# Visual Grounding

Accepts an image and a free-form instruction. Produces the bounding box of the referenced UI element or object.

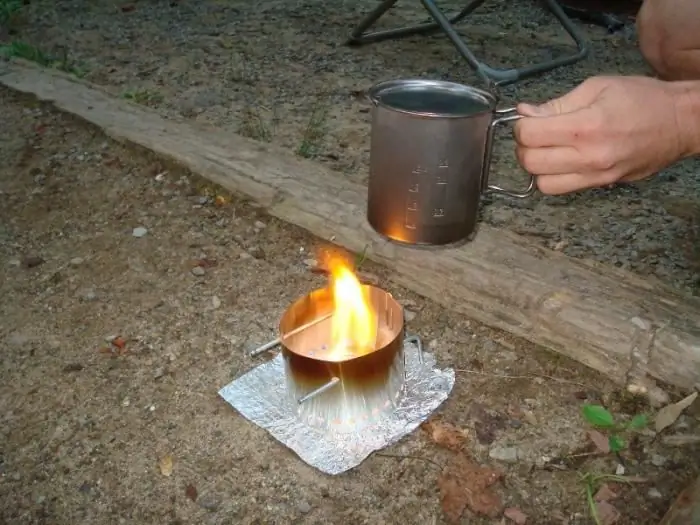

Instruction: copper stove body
[279,285,416,433]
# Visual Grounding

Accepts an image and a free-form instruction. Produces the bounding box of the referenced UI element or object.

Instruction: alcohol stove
[280,285,405,433]
[218,284,455,475]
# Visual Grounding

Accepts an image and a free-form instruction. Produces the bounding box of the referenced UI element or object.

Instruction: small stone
[198,496,221,512]
[522,410,538,426]
[82,289,98,301]
[247,246,265,259]
[509,419,522,429]
[404,309,417,322]
[647,488,663,499]
[11,472,21,481]
[122,397,130,407]
[488,446,519,463]
[191,266,205,277]
[70,257,84,266]
[212,296,221,309]
[303,258,318,269]
[154,368,165,380]
[239,252,253,260]
[615,464,625,476]
[254,220,266,229]
[132,227,148,238]
[650,454,666,467]
[297,500,312,514]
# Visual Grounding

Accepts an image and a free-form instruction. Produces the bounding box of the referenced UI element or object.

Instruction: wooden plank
[2,60,700,393]
[659,474,700,525]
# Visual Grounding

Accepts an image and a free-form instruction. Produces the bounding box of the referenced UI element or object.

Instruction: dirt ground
[2,0,699,294]
[1,85,699,525]
[1,1,700,524]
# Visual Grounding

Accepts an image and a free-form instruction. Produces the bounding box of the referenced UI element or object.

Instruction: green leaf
[581,404,615,428]
[608,434,625,452]
[627,414,648,430]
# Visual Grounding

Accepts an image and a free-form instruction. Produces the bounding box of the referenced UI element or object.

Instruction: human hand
[513,75,692,195]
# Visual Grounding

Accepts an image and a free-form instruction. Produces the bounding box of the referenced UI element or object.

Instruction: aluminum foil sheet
[218,339,455,475]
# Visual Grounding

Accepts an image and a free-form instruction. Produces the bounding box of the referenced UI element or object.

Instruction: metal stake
[249,312,333,357]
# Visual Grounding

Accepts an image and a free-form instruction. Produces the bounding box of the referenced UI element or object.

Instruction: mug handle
[481,107,537,198]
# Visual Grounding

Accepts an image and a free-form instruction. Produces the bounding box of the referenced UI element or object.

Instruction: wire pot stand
[346,0,590,87]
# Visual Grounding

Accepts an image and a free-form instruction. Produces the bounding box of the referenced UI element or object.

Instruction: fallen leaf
[655,392,698,433]
[423,419,468,451]
[438,454,503,523]
[159,455,173,477]
[438,475,468,523]
[214,195,229,207]
[121,4,136,12]
[594,484,618,502]
[504,507,528,524]
[112,336,126,350]
[587,430,610,453]
[595,500,621,524]
[185,483,198,502]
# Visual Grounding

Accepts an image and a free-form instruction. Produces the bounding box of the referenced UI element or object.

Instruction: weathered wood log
[2,60,699,393]
[658,474,700,525]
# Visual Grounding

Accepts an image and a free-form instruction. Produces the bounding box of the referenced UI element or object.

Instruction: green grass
[0,0,23,26]
[0,41,89,78]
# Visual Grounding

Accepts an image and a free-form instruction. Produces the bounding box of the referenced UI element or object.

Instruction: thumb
[517,79,604,117]
[517,96,572,117]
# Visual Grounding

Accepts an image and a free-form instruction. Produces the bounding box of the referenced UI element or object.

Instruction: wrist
[671,81,700,157]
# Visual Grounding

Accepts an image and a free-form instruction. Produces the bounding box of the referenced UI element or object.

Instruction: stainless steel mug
[366,78,535,246]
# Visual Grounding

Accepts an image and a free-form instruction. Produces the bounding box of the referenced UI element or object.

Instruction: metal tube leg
[347,0,486,46]
[345,0,590,87]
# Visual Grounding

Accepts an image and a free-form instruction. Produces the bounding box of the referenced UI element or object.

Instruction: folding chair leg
[347,0,590,87]
[347,0,486,46]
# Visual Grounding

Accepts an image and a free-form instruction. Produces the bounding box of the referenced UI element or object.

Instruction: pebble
[198,496,221,512]
[650,454,667,467]
[404,309,417,322]
[212,296,221,309]
[297,500,312,514]
[154,368,165,380]
[248,246,265,259]
[647,488,663,499]
[488,446,519,463]
[191,266,206,277]
[254,220,266,229]
[132,227,148,238]
[70,257,84,266]
[239,252,253,260]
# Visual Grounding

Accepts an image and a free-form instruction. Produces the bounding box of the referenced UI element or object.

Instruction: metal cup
[366,78,535,246]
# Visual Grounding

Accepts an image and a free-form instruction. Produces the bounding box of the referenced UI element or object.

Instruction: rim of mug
[367,78,497,118]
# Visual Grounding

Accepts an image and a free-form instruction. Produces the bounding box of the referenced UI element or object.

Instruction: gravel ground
[1,83,700,524]
[2,0,699,294]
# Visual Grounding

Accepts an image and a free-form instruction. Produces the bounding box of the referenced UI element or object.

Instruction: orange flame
[322,252,377,359]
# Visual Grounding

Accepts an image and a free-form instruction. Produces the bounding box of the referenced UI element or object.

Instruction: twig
[455,368,592,389]
[375,452,443,470]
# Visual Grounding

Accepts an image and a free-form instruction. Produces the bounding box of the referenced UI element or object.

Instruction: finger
[536,171,619,195]
[514,106,600,149]
[516,145,590,176]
